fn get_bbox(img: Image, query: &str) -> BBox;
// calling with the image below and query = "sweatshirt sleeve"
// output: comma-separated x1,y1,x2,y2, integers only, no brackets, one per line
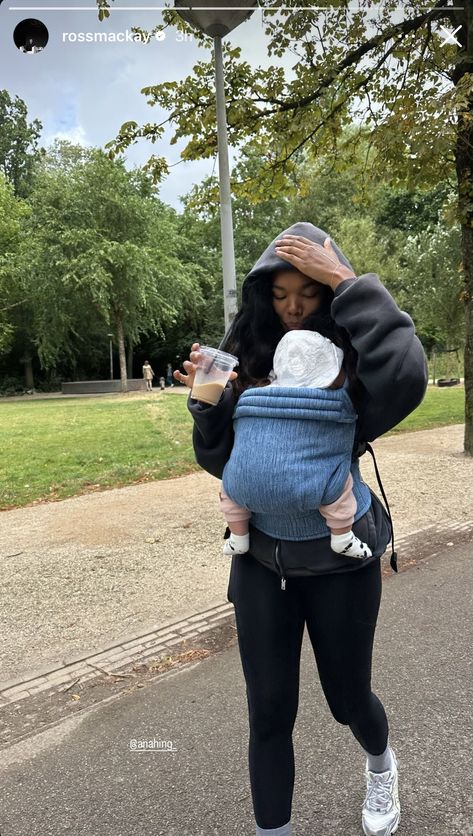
331,273,428,441
186,383,236,479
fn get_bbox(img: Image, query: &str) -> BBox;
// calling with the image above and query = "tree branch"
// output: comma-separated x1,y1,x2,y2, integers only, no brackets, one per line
266,28,408,170
0,298,27,313
415,20,433,87
245,0,453,117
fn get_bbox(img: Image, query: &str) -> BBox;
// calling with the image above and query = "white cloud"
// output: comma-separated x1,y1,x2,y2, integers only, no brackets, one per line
0,3,294,210
43,123,90,147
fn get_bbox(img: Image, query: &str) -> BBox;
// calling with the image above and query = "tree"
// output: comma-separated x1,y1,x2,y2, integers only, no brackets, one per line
36,137,94,175
0,90,43,198
190,164,293,277
399,221,464,353
141,206,220,370
100,0,473,452
13,150,200,390
0,175,30,354
373,182,454,234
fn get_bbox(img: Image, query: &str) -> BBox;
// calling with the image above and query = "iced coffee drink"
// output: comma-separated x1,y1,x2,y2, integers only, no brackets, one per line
191,347,239,406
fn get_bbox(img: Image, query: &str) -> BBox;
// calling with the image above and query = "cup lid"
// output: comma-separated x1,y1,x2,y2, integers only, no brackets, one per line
200,346,239,365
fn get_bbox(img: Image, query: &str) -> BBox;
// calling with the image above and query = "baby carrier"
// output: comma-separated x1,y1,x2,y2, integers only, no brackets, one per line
222,384,357,515
222,385,398,572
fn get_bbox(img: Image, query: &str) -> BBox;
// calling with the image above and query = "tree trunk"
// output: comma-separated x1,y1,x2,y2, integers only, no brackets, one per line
22,355,34,389
127,343,133,379
453,3,473,455
116,316,128,393
463,223,473,454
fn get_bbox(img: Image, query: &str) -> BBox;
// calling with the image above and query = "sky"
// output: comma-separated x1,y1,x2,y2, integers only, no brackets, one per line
0,2,459,212
0,1,299,211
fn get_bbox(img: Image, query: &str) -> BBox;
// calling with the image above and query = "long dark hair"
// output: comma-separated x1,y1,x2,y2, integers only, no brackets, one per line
220,271,364,411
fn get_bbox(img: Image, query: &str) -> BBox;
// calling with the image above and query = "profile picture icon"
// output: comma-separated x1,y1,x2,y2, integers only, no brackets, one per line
14,18,49,53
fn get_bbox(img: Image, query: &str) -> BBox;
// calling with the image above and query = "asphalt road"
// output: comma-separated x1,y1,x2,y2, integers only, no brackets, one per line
1,542,473,836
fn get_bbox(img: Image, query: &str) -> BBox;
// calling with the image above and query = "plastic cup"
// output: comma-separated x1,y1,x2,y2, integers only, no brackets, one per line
191,346,239,405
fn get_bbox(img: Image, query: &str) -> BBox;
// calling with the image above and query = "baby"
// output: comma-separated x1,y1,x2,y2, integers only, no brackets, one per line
219,330,372,561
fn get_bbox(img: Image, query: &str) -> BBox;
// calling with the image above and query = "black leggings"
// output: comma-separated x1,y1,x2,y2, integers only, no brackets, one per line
227,553,388,830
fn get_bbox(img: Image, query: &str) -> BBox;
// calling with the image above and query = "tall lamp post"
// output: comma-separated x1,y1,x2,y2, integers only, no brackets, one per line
174,0,258,336
108,333,113,381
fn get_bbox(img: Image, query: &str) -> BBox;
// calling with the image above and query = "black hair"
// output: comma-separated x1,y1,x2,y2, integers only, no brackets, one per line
220,271,364,411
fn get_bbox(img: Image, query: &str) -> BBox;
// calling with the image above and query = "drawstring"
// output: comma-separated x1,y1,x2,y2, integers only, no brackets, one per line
364,442,398,573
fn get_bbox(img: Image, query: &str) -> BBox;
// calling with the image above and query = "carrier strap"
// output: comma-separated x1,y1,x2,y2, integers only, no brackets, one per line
364,442,398,573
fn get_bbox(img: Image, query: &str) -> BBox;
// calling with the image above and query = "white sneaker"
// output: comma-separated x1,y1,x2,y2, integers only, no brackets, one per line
362,750,400,836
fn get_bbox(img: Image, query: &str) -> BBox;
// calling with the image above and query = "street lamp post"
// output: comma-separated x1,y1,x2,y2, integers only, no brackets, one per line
108,333,113,380
174,0,258,335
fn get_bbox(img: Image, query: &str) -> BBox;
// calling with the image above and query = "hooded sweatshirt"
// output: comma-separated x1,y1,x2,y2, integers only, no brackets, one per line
187,222,428,574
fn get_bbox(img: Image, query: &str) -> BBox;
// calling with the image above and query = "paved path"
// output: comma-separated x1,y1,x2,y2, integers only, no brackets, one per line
1,542,472,836
0,386,188,402
0,424,471,691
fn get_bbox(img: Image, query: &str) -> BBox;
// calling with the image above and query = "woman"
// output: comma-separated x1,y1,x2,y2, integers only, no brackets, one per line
174,222,428,836
142,360,155,391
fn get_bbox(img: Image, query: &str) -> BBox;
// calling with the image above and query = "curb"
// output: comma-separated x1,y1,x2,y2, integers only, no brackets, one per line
0,600,234,706
1,519,472,708
381,518,473,573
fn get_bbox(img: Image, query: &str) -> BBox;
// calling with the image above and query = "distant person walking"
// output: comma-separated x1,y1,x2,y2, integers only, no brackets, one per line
166,363,174,388
142,360,155,391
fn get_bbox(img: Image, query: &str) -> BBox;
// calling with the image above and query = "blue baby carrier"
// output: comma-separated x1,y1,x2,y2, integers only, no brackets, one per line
221,384,357,515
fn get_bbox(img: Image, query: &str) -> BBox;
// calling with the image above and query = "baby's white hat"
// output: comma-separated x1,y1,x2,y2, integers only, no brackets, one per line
272,329,344,388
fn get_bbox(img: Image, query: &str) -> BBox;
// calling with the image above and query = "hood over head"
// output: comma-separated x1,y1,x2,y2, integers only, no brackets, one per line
241,221,354,303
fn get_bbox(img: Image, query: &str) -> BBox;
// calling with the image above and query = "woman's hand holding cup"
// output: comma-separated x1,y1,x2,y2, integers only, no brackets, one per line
173,343,202,388
173,343,238,390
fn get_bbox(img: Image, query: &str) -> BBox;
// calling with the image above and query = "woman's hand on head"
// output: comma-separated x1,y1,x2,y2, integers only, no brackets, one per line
274,236,356,290
173,343,238,389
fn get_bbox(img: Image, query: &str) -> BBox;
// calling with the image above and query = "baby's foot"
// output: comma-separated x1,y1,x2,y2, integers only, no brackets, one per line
223,533,250,556
331,530,372,559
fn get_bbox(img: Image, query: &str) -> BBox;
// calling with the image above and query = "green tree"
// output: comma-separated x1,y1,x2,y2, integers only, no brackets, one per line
36,137,94,175
0,90,43,198
0,175,30,354
14,150,199,390
142,206,221,371
178,155,295,345
399,222,464,351
373,182,454,234
335,215,403,293
100,0,473,452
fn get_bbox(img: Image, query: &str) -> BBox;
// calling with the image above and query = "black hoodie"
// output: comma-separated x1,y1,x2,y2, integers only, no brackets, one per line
187,222,428,580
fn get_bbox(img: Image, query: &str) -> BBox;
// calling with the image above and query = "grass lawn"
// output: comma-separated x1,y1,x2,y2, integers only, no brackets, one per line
0,384,465,510
386,383,464,434
0,393,198,510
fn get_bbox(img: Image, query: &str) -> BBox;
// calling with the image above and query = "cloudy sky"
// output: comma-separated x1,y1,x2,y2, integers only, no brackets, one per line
0,1,302,210
0,2,454,211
